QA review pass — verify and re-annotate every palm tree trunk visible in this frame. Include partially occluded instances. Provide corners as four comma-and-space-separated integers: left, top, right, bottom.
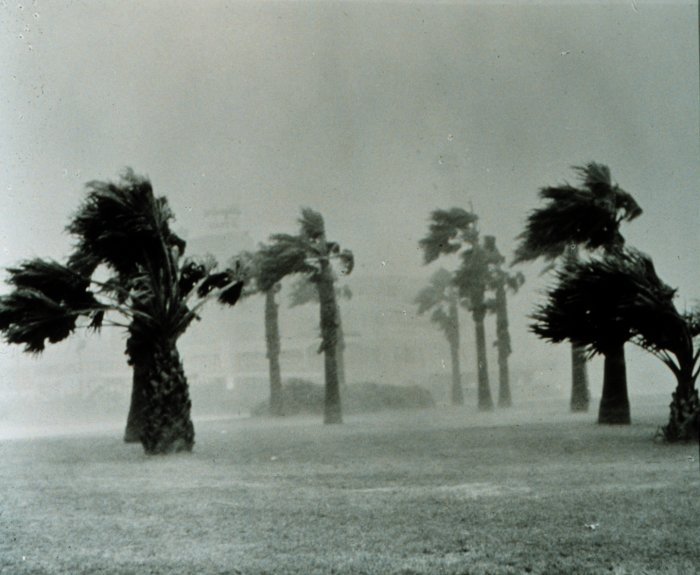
661, 353, 698, 441
318, 270, 342, 424
124, 362, 147, 442
570, 343, 590, 412
265, 288, 283, 416
448, 298, 464, 405
336, 304, 347, 389
495, 283, 512, 408
597, 344, 631, 425
141, 339, 195, 454
474, 311, 494, 411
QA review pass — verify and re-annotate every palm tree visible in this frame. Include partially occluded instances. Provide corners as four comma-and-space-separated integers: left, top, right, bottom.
531, 249, 698, 432
289, 276, 352, 388
513, 162, 642, 415
261, 208, 353, 424
419, 208, 497, 410
415, 268, 464, 405
483, 236, 525, 408
228, 248, 287, 417
0, 171, 243, 454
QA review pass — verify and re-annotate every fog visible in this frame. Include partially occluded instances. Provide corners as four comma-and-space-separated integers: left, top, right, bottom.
0, 1, 698, 436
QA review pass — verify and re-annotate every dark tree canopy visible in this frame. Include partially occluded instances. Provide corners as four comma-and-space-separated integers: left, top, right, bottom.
513, 162, 642, 265
531, 249, 685, 359
418, 208, 479, 264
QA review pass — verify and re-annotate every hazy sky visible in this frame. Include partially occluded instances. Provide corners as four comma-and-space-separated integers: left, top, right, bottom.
1, 1, 698, 404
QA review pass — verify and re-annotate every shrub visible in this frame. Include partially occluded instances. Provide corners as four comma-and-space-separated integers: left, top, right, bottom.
252, 379, 434, 416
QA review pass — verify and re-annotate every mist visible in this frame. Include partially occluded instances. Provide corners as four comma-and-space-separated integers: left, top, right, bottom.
0, 1, 698, 435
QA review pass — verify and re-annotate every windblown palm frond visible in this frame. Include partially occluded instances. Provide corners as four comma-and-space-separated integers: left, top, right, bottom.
415, 268, 453, 315
0, 259, 106, 353
513, 163, 642, 265
299, 208, 325, 241
415, 269, 456, 337
418, 208, 479, 264
258, 235, 314, 290
67, 169, 183, 277
531, 249, 679, 356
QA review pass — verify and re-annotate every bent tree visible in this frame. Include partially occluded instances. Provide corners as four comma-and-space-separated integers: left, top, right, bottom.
419, 208, 496, 411
532, 249, 698, 435
513, 162, 642, 416
0, 171, 243, 454
416, 268, 464, 405
289, 276, 352, 388
261, 208, 353, 424
483, 236, 525, 408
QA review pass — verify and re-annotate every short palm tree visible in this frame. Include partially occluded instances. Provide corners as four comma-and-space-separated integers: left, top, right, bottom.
415, 268, 464, 405
260, 208, 353, 424
532, 249, 698, 433
0, 171, 243, 454
419, 208, 497, 410
513, 162, 642, 416
483, 236, 525, 408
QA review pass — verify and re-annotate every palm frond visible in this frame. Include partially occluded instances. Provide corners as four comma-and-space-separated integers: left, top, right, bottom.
299, 208, 325, 241
418, 208, 479, 264
531, 249, 680, 356
258, 234, 313, 290
67, 169, 181, 277
415, 268, 452, 312
0, 286, 103, 353
513, 163, 642, 265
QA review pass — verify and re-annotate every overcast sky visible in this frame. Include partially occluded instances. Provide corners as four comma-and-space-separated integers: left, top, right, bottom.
1, 1, 698, 399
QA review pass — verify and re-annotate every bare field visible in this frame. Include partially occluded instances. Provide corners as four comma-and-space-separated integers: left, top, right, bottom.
1, 397, 698, 575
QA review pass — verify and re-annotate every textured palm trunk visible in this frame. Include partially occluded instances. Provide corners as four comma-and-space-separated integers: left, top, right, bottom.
318, 268, 342, 424
141, 339, 195, 454
495, 283, 512, 408
597, 344, 631, 425
447, 298, 464, 405
661, 351, 698, 441
336, 304, 347, 389
123, 362, 147, 442
265, 288, 283, 417
474, 311, 494, 411
565, 245, 590, 413
570, 344, 590, 412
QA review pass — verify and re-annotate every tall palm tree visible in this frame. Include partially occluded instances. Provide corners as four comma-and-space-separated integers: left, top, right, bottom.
419, 208, 497, 410
483, 236, 525, 408
289, 276, 352, 388
0, 171, 243, 454
531, 249, 698, 432
261, 208, 353, 424
415, 268, 464, 405
513, 162, 642, 416
229, 248, 287, 416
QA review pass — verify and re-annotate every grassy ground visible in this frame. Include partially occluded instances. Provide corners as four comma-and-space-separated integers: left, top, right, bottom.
0, 396, 698, 575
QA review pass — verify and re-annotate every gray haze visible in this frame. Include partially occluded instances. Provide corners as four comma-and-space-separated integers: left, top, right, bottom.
0, 1, 698, 432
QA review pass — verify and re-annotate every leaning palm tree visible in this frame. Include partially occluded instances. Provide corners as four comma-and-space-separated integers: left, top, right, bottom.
260, 208, 353, 424
419, 208, 497, 410
227, 248, 288, 416
513, 162, 642, 414
0, 171, 243, 454
416, 268, 464, 405
483, 236, 525, 408
531, 249, 698, 431
289, 276, 352, 388
454, 234, 504, 411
